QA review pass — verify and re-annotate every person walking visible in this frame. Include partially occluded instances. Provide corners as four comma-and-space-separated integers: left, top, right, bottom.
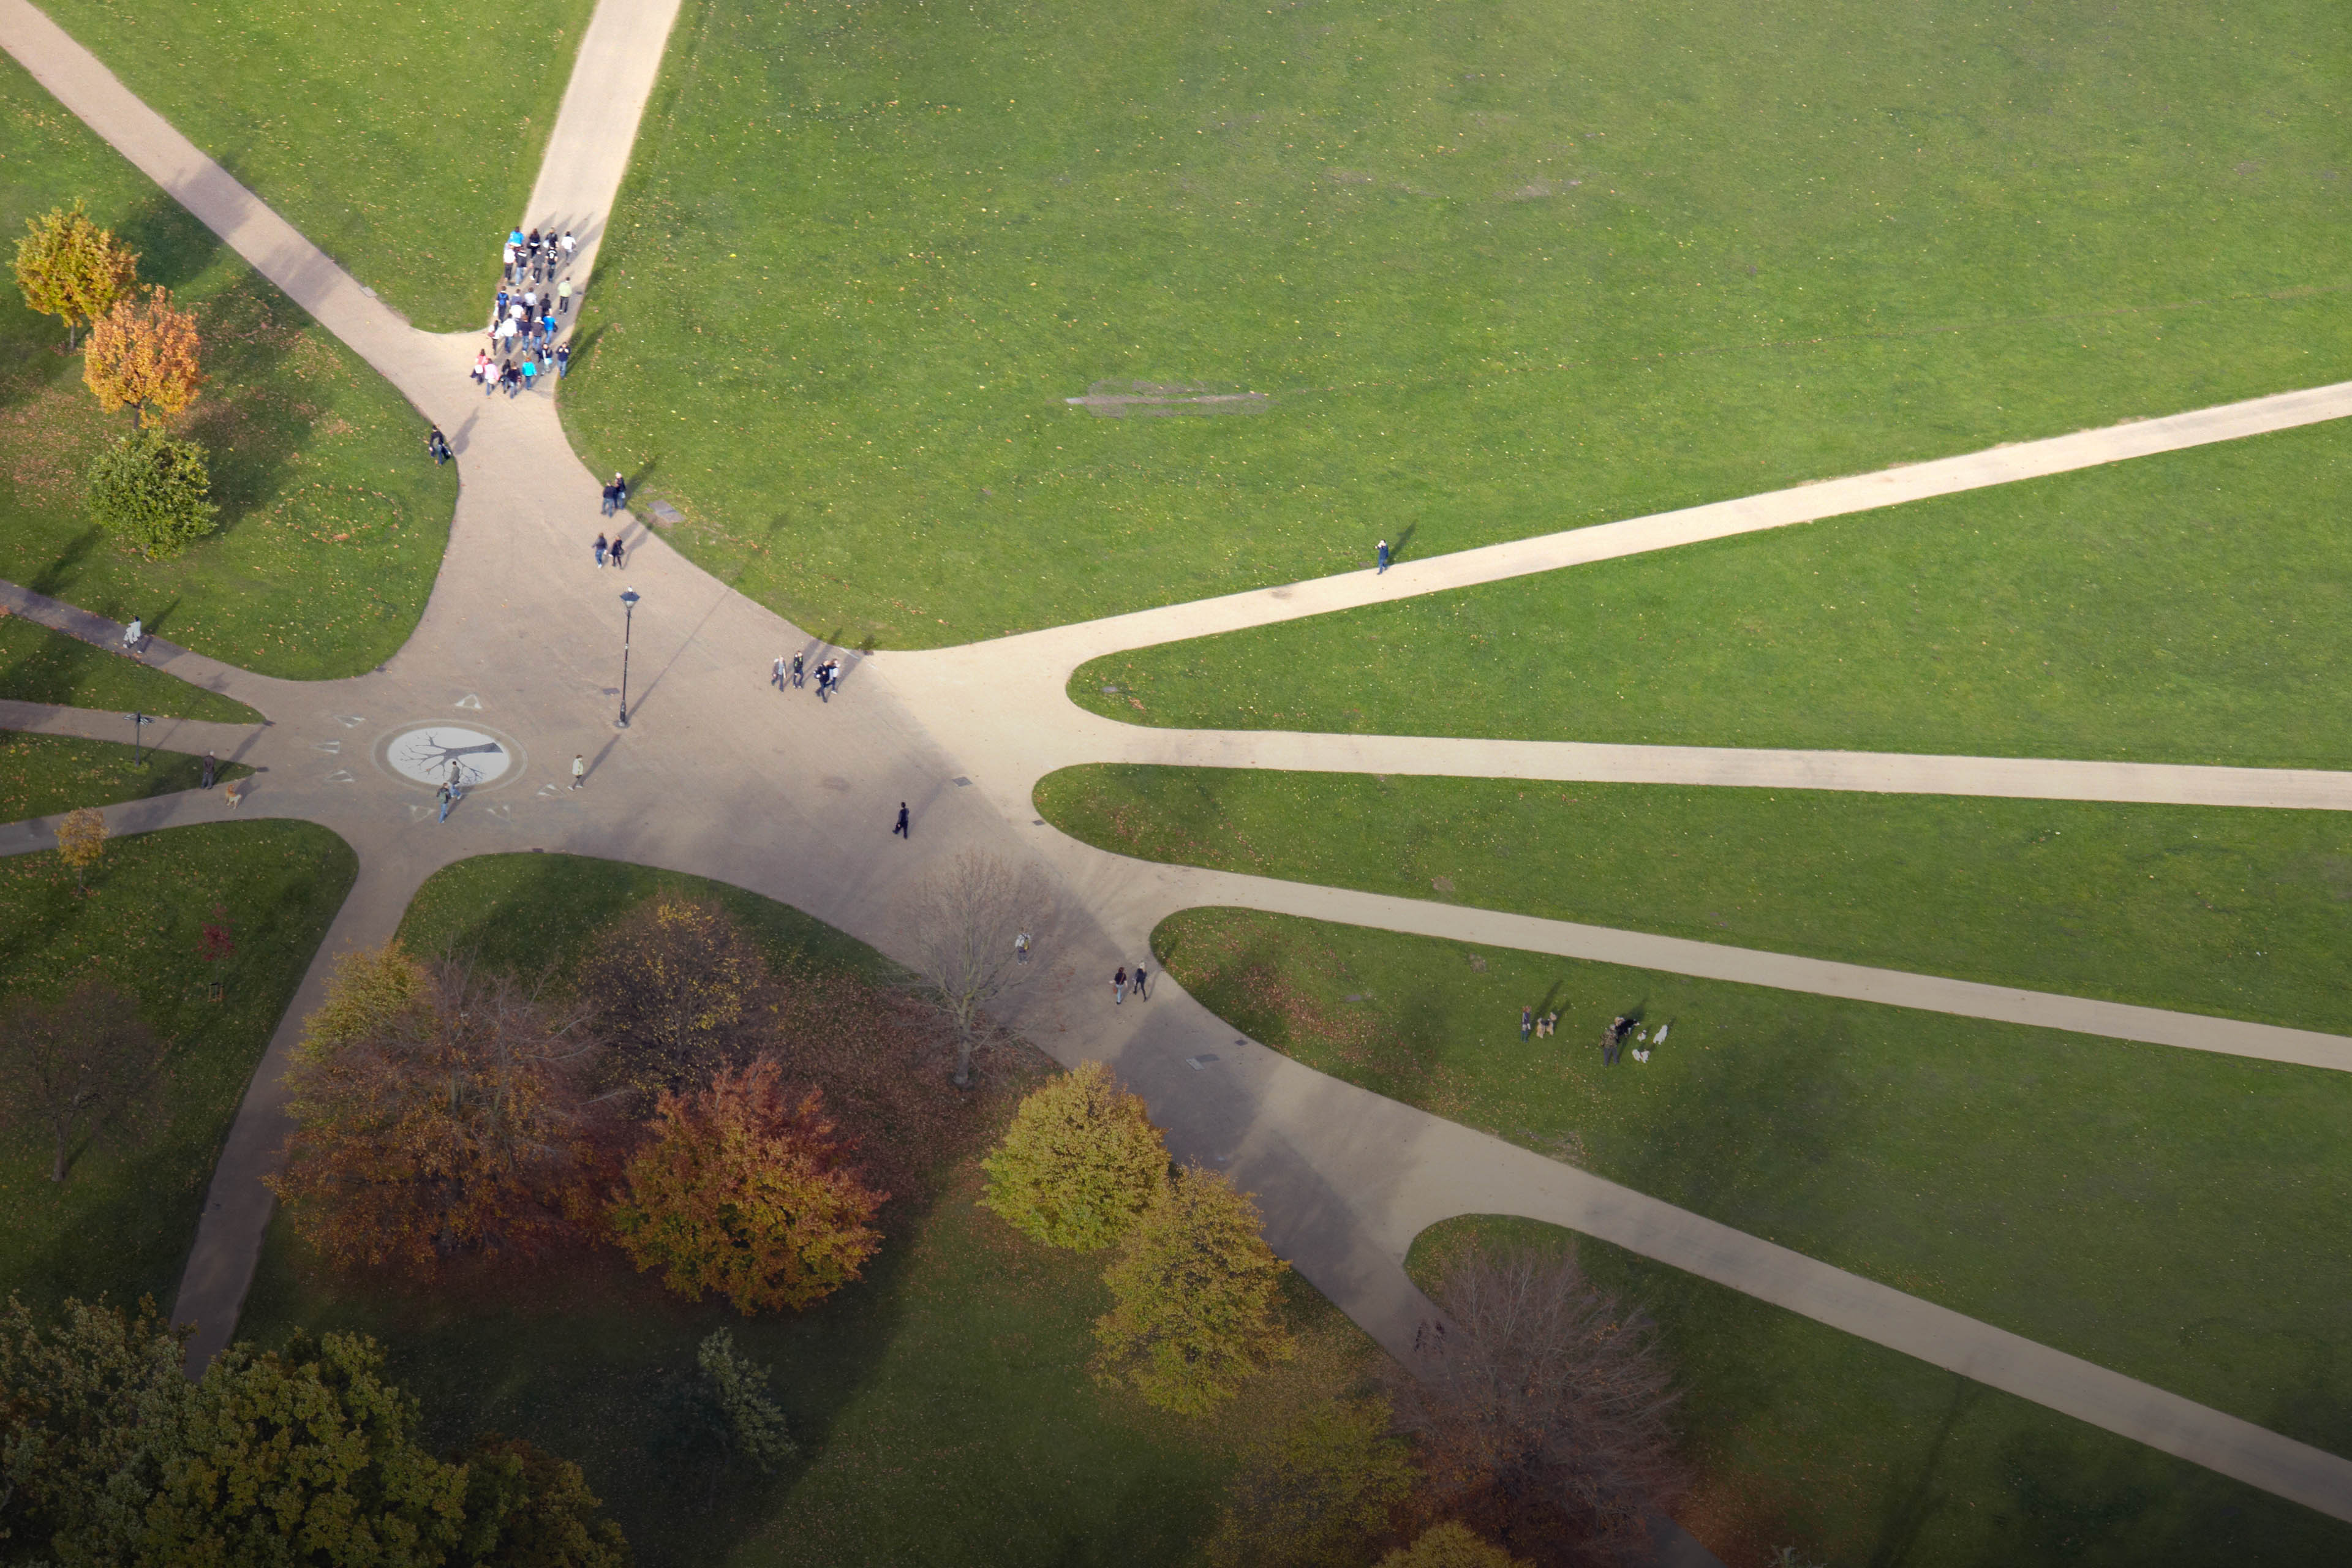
594, 532, 609, 567
571, 754, 586, 790
608, 535, 625, 570
557, 343, 572, 379
1376, 538, 1390, 573
557, 276, 573, 314
121, 616, 142, 653
425, 426, 448, 465
560, 230, 577, 262
521, 358, 538, 394
611, 473, 630, 511
1131, 960, 1148, 1000
892, 802, 910, 838
600, 481, 616, 518
437, 781, 454, 823
1520, 1005, 1533, 1041
1112, 967, 1128, 1005
790, 652, 805, 688
772, 655, 788, 690
502, 242, 517, 281
200, 750, 216, 790
816, 663, 834, 703
1015, 931, 1031, 963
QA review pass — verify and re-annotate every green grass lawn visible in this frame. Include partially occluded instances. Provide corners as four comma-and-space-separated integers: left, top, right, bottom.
239, 853, 1378, 1568
1407, 1216, 2352, 1568
1, 51, 458, 679
1156, 911, 2352, 1509
35, 0, 596, 331
0, 820, 355, 1311
0, 731, 249, 821
1070, 419, 2352, 769
565, 0, 2351, 649
1038, 767, 2352, 1035
0, 613, 260, 721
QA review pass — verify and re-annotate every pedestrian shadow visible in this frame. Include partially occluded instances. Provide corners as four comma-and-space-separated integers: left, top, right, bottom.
1390, 522, 1417, 563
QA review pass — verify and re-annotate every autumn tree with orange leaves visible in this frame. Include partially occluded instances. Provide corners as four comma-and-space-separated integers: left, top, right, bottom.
609, 1055, 885, 1314
83, 285, 202, 427
270, 942, 605, 1276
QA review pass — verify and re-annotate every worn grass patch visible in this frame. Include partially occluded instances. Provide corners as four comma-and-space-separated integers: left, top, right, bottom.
567, 0, 2350, 647
0, 821, 355, 1311
238, 852, 1381, 1567
0, 51, 456, 678
1406, 1216, 2352, 1568
35, 0, 596, 330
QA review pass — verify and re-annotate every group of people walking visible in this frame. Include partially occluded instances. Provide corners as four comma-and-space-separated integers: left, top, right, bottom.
471, 225, 580, 400
773, 651, 845, 700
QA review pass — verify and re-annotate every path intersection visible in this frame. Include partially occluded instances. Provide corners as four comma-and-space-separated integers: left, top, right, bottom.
4, 0, 2351, 1531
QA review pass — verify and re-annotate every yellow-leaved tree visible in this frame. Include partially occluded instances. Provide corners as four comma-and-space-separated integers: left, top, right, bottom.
978, 1060, 1167, 1251
1093, 1163, 1295, 1415
12, 198, 137, 349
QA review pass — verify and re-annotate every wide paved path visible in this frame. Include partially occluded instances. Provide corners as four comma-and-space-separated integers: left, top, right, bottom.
8, 0, 2352, 1531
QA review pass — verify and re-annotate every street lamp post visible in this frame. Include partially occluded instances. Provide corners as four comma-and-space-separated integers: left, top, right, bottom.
126, 710, 153, 766
616, 588, 640, 728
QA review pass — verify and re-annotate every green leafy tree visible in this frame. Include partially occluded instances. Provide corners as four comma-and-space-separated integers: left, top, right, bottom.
453, 1434, 631, 1567
1205, 1396, 1419, 1567
1093, 1164, 1295, 1415
137, 1330, 469, 1566
0, 1294, 194, 1566
12, 198, 137, 348
83, 427, 217, 560
978, 1061, 1166, 1251
1376, 1522, 1532, 1568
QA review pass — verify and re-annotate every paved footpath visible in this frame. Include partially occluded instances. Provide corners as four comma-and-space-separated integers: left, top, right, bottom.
8, 0, 2352, 1533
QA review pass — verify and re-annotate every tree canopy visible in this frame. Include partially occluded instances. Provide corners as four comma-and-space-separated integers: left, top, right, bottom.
578, 898, 771, 1101
271, 947, 603, 1276
978, 1061, 1167, 1251
0, 979, 167, 1183
83, 428, 218, 560
1092, 1164, 1294, 1415
12, 198, 137, 348
1205, 1395, 1419, 1568
609, 1057, 885, 1314
82, 287, 203, 427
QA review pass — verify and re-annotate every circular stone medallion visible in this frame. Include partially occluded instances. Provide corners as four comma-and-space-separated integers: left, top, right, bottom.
382, 725, 515, 788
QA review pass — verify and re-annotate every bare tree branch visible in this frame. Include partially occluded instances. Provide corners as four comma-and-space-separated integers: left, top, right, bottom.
0, 981, 167, 1182
900, 851, 1055, 1087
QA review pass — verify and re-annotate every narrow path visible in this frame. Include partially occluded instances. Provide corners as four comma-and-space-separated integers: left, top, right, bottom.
10, 0, 2351, 1531
963, 378, 2352, 670
1095, 726, 2352, 812
0, 699, 260, 760
0, 578, 279, 713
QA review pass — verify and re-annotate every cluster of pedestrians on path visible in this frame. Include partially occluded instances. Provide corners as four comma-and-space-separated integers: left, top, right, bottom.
1113, 963, 1148, 1003
472, 225, 581, 399
772, 651, 845, 701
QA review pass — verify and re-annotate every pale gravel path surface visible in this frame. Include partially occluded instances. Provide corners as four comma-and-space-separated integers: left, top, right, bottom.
8, 0, 2352, 1531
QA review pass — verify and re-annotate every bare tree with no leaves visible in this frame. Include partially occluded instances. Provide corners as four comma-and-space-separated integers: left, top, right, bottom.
901, 850, 1054, 1088
1388, 1246, 1688, 1565
0, 980, 167, 1182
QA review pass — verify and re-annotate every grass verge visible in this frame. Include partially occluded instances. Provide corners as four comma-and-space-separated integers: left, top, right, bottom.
0, 820, 356, 1310
1408, 1216, 2352, 1568
239, 852, 1379, 1567
568, 0, 2350, 647
0, 613, 260, 720
1156, 910, 2352, 1471
1036, 766, 2352, 1035
34, 0, 597, 330
1, 50, 456, 679
1069, 420, 2352, 769
0, 731, 249, 821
